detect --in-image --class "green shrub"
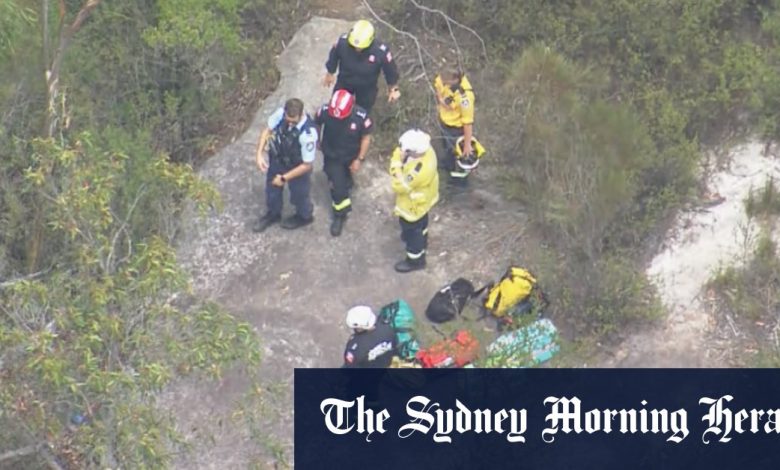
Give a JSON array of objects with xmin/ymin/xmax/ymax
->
[
  {"xmin": 708, "ymin": 232, "xmax": 780, "ymax": 365},
  {"xmin": 745, "ymin": 177, "xmax": 780, "ymax": 218},
  {"xmin": 710, "ymin": 233, "xmax": 780, "ymax": 321}
]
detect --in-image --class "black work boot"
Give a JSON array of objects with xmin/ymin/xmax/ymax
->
[
  {"xmin": 330, "ymin": 214, "xmax": 346, "ymax": 237},
  {"xmin": 394, "ymin": 255, "xmax": 426, "ymax": 273},
  {"xmin": 252, "ymin": 213, "xmax": 281, "ymax": 233},
  {"xmin": 448, "ymin": 175, "xmax": 469, "ymax": 189},
  {"xmin": 281, "ymin": 214, "xmax": 313, "ymax": 230}
]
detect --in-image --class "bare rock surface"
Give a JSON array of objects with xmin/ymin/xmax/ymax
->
[
  {"xmin": 604, "ymin": 140, "xmax": 780, "ymax": 367},
  {"xmin": 166, "ymin": 16, "xmax": 521, "ymax": 469}
]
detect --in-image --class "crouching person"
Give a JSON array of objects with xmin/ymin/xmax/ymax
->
[
  {"xmin": 343, "ymin": 306, "xmax": 397, "ymax": 368},
  {"xmin": 389, "ymin": 129, "xmax": 439, "ymax": 273},
  {"xmin": 253, "ymin": 98, "xmax": 317, "ymax": 233}
]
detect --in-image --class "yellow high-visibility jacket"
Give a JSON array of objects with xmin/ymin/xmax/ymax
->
[
  {"xmin": 434, "ymin": 74, "xmax": 475, "ymax": 128},
  {"xmin": 389, "ymin": 146, "xmax": 439, "ymax": 222}
]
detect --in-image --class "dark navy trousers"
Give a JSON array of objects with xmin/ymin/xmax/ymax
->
[
  {"xmin": 438, "ymin": 121, "xmax": 463, "ymax": 172},
  {"xmin": 323, "ymin": 157, "xmax": 354, "ymax": 216},
  {"xmin": 399, "ymin": 213, "xmax": 429, "ymax": 259},
  {"xmin": 266, "ymin": 158, "xmax": 312, "ymax": 219}
]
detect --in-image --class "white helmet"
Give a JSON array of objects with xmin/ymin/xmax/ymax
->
[
  {"xmin": 455, "ymin": 136, "xmax": 479, "ymax": 170},
  {"xmin": 399, "ymin": 129, "xmax": 431, "ymax": 155},
  {"xmin": 345, "ymin": 305, "xmax": 377, "ymax": 329}
]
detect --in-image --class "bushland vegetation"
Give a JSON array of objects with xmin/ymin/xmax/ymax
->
[
  {"xmin": 0, "ymin": 1, "xmax": 304, "ymax": 468},
  {"xmin": 369, "ymin": 0, "xmax": 780, "ymax": 341},
  {"xmin": 708, "ymin": 232, "xmax": 780, "ymax": 365},
  {"xmin": 6, "ymin": 0, "xmax": 780, "ymax": 466},
  {"xmin": 708, "ymin": 177, "xmax": 780, "ymax": 365}
]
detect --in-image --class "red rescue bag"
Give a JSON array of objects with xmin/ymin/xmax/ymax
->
[{"xmin": 415, "ymin": 330, "xmax": 480, "ymax": 368}]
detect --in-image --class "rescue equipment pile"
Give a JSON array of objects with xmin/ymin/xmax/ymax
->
[{"xmin": 388, "ymin": 265, "xmax": 559, "ymax": 368}]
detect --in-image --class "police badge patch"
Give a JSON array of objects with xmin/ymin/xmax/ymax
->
[
  {"xmin": 461, "ymin": 98, "xmax": 470, "ymax": 107},
  {"xmin": 306, "ymin": 141, "xmax": 315, "ymax": 152}
]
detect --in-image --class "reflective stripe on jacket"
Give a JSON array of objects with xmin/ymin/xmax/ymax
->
[{"xmin": 389, "ymin": 146, "xmax": 439, "ymax": 222}]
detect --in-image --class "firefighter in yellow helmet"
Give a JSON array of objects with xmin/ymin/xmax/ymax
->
[
  {"xmin": 434, "ymin": 65, "xmax": 477, "ymax": 187},
  {"xmin": 323, "ymin": 20, "xmax": 401, "ymax": 113},
  {"xmin": 389, "ymin": 129, "xmax": 439, "ymax": 273}
]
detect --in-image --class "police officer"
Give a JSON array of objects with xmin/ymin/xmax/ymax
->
[
  {"xmin": 253, "ymin": 98, "xmax": 317, "ymax": 233},
  {"xmin": 322, "ymin": 19, "xmax": 401, "ymax": 114},
  {"xmin": 343, "ymin": 305, "xmax": 397, "ymax": 368},
  {"xmin": 434, "ymin": 66, "xmax": 476, "ymax": 187},
  {"xmin": 315, "ymin": 89, "xmax": 373, "ymax": 237},
  {"xmin": 389, "ymin": 129, "xmax": 439, "ymax": 273}
]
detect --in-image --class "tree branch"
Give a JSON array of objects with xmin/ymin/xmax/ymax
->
[
  {"xmin": 362, "ymin": 0, "xmax": 437, "ymax": 98},
  {"xmin": 0, "ymin": 269, "xmax": 50, "ymax": 289},
  {"xmin": 45, "ymin": 0, "xmax": 102, "ymax": 137},
  {"xmin": 58, "ymin": 0, "xmax": 66, "ymax": 22},
  {"xmin": 105, "ymin": 184, "xmax": 146, "ymax": 274},
  {"xmin": 0, "ymin": 439, "xmax": 64, "ymax": 470},
  {"xmin": 42, "ymin": 0, "xmax": 49, "ymax": 67},
  {"xmin": 38, "ymin": 444, "xmax": 66, "ymax": 470},
  {"xmin": 0, "ymin": 445, "xmax": 39, "ymax": 464},
  {"xmin": 408, "ymin": 0, "xmax": 488, "ymax": 61},
  {"xmin": 13, "ymin": 419, "xmax": 67, "ymax": 470}
]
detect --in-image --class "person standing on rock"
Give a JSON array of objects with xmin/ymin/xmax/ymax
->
[
  {"xmin": 322, "ymin": 19, "xmax": 401, "ymax": 114},
  {"xmin": 253, "ymin": 98, "xmax": 317, "ymax": 233},
  {"xmin": 343, "ymin": 305, "xmax": 397, "ymax": 368},
  {"xmin": 389, "ymin": 129, "xmax": 439, "ymax": 273},
  {"xmin": 315, "ymin": 89, "xmax": 373, "ymax": 237},
  {"xmin": 434, "ymin": 66, "xmax": 477, "ymax": 188}
]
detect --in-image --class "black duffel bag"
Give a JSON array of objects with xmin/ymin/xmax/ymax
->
[{"xmin": 424, "ymin": 278, "xmax": 479, "ymax": 324}]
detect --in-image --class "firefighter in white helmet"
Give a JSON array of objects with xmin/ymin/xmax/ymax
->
[
  {"xmin": 389, "ymin": 129, "xmax": 439, "ymax": 273},
  {"xmin": 343, "ymin": 306, "xmax": 397, "ymax": 368}
]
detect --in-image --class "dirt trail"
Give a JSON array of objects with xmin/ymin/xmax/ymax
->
[
  {"xmin": 604, "ymin": 141, "xmax": 780, "ymax": 367},
  {"xmin": 167, "ymin": 16, "xmax": 521, "ymax": 468}
]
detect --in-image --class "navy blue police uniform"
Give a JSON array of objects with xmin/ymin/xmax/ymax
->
[{"xmin": 265, "ymin": 107, "xmax": 318, "ymax": 220}]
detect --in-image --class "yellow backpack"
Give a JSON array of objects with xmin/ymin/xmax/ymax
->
[{"xmin": 483, "ymin": 266, "xmax": 537, "ymax": 318}]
